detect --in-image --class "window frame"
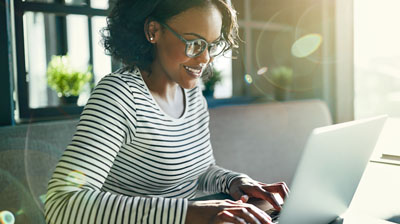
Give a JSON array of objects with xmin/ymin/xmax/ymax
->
[{"xmin": 13, "ymin": 0, "xmax": 111, "ymax": 123}]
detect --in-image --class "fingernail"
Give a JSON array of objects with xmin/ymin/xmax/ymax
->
[{"xmin": 240, "ymin": 194, "xmax": 249, "ymax": 202}]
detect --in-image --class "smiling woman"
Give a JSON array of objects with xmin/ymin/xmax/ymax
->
[{"xmin": 44, "ymin": 1, "xmax": 289, "ymax": 224}]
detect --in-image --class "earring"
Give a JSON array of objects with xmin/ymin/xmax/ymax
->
[{"xmin": 150, "ymin": 37, "xmax": 154, "ymax": 41}]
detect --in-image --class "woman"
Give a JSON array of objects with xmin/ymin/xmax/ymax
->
[{"xmin": 44, "ymin": 0, "xmax": 289, "ymax": 223}]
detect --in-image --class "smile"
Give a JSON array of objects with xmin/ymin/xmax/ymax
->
[{"xmin": 184, "ymin": 65, "xmax": 203, "ymax": 77}]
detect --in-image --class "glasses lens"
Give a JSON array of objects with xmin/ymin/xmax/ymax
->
[
  {"xmin": 209, "ymin": 41, "xmax": 226, "ymax": 57},
  {"xmin": 186, "ymin": 39, "xmax": 207, "ymax": 57}
]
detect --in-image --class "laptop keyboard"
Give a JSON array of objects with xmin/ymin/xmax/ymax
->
[{"xmin": 267, "ymin": 210, "xmax": 281, "ymax": 223}]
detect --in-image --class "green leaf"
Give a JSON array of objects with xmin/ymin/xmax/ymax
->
[{"xmin": 46, "ymin": 55, "xmax": 93, "ymax": 97}]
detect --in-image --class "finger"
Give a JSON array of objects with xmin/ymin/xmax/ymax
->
[
  {"xmin": 225, "ymin": 199, "xmax": 244, "ymax": 205},
  {"xmin": 263, "ymin": 183, "xmax": 289, "ymax": 200},
  {"xmin": 240, "ymin": 194, "xmax": 249, "ymax": 203},
  {"xmin": 228, "ymin": 208, "xmax": 262, "ymax": 224},
  {"xmin": 222, "ymin": 201, "xmax": 273, "ymax": 223},
  {"xmin": 214, "ymin": 211, "xmax": 246, "ymax": 224},
  {"xmin": 241, "ymin": 204, "xmax": 273, "ymax": 224},
  {"xmin": 245, "ymin": 185, "xmax": 282, "ymax": 211},
  {"xmin": 274, "ymin": 182, "xmax": 290, "ymax": 196},
  {"xmin": 260, "ymin": 181, "xmax": 290, "ymax": 195},
  {"xmin": 231, "ymin": 187, "xmax": 248, "ymax": 201},
  {"xmin": 257, "ymin": 182, "xmax": 289, "ymax": 201},
  {"xmin": 258, "ymin": 181, "xmax": 288, "ymax": 188}
]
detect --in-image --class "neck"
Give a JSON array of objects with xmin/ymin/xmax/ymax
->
[{"xmin": 140, "ymin": 66, "xmax": 180, "ymax": 103}]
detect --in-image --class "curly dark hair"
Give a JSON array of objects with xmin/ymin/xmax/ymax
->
[{"xmin": 102, "ymin": 0, "xmax": 239, "ymax": 77}]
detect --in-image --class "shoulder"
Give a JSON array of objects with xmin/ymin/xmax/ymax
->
[{"xmin": 95, "ymin": 67, "xmax": 145, "ymax": 94}]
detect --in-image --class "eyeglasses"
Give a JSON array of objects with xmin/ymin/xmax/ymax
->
[{"xmin": 159, "ymin": 22, "xmax": 227, "ymax": 58}]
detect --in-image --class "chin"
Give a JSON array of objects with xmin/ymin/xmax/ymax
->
[{"xmin": 180, "ymin": 79, "xmax": 199, "ymax": 90}]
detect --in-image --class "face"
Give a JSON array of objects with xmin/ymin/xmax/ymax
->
[{"xmin": 149, "ymin": 5, "xmax": 223, "ymax": 89}]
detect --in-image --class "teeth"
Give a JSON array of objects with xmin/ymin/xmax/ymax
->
[{"xmin": 184, "ymin": 66, "xmax": 201, "ymax": 73}]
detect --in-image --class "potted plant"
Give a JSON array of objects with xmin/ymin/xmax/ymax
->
[
  {"xmin": 202, "ymin": 67, "xmax": 222, "ymax": 98},
  {"xmin": 47, "ymin": 55, "xmax": 93, "ymax": 105},
  {"xmin": 269, "ymin": 66, "xmax": 293, "ymax": 101}
]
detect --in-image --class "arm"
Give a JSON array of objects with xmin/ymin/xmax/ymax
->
[
  {"xmin": 44, "ymin": 75, "xmax": 187, "ymax": 224},
  {"xmin": 196, "ymin": 163, "xmax": 249, "ymax": 194}
]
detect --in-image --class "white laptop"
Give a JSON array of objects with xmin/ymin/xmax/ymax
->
[{"xmin": 274, "ymin": 115, "xmax": 387, "ymax": 224}]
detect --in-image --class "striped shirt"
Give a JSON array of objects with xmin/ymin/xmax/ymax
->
[{"xmin": 45, "ymin": 67, "xmax": 246, "ymax": 224}]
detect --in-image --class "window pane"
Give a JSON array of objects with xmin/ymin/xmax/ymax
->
[
  {"xmin": 24, "ymin": 12, "xmax": 92, "ymax": 108},
  {"xmin": 213, "ymin": 51, "xmax": 232, "ymax": 99},
  {"xmin": 22, "ymin": 0, "xmax": 109, "ymax": 9},
  {"xmin": 22, "ymin": 0, "xmax": 88, "ymax": 5},
  {"xmin": 354, "ymin": 0, "xmax": 400, "ymax": 158},
  {"xmin": 66, "ymin": 14, "xmax": 91, "ymax": 106},
  {"xmin": 24, "ymin": 12, "xmax": 49, "ymax": 109},
  {"xmin": 91, "ymin": 16, "xmax": 112, "ymax": 84},
  {"xmin": 65, "ymin": 0, "xmax": 88, "ymax": 6},
  {"xmin": 354, "ymin": 0, "xmax": 400, "ymax": 119},
  {"xmin": 22, "ymin": 0, "xmax": 54, "ymax": 2},
  {"xmin": 250, "ymin": 0, "xmax": 291, "ymax": 24},
  {"xmin": 90, "ymin": 0, "xmax": 109, "ymax": 10}
]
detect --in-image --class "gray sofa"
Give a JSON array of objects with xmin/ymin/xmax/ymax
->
[{"xmin": 0, "ymin": 99, "xmax": 331, "ymax": 223}]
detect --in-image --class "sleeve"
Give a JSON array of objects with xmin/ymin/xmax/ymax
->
[
  {"xmin": 195, "ymin": 93, "xmax": 249, "ymax": 194},
  {"xmin": 44, "ymin": 74, "xmax": 188, "ymax": 224},
  {"xmin": 196, "ymin": 159, "xmax": 249, "ymax": 194}
]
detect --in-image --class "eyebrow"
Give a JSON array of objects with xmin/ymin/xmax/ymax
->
[{"xmin": 183, "ymin": 32, "xmax": 222, "ymax": 43}]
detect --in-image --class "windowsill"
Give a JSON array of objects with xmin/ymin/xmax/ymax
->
[
  {"xmin": 370, "ymin": 156, "xmax": 400, "ymax": 166},
  {"xmin": 17, "ymin": 105, "xmax": 83, "ymax": 124},
  {"xmin": 370, "ymin": 117, "xmax": 400, "ymax": 166}
]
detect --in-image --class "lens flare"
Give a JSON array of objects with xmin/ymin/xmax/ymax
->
[
  {"xmin": 291, "ymin": 33, "xmax": 323, "ymax": 58},
  {"xmin": 39, "ymin": 194, "xmax": 46, "ymax": 204},
  {"xmin": 244, "ymin": 74, "xmax": 253, "ymax": 84},
  {"xmin": 0, "ymin": 211, "xmax": 15, "ymax": 224},
  {"xmin": 66, "ymin": 170, "xmax": 86, "ymax": 188},
  {"xmin": 0, "ymin": 167, "xmax": 45, "ymax": 223},
  {"xmin": 257, "ymin": 67, "xmax": 268, "ymax": 75}
]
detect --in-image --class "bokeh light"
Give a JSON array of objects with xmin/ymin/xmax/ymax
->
[
  {"xmin": 66, "ymin": 170, "xmax": 86, "ymax": 187},
  {"xmin": 251, "ymin": 2, "xmax": 337, "ymax": 94},
  {"xmin": 0, "ymin": 211, "xmax": 15, "ymax": 224},
  {"xmin": 257, "ymin": 67, "xmax": 268, "ymax": 75},
  {"xmin": 244, "ymin": 74, "xmax": 253, "ymax": 84},
  {"xmin": 293, "ymin": 1, "xmax": 337, "ymax": 64},
  {"xmin": 0, "ymin": 168, "xmax": 45, "ymax": 223},
  {"xmin": 291, "ymin": 33, "xmax": 322, "ymax": 58}
]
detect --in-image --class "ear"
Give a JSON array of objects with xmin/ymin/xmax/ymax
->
[{"xmin": 144, "ymin": 19, "xmax": 161, "ymax": 44}]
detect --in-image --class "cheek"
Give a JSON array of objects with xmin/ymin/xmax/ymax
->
[{"xmin": 159, "ymin": 41, "xmax": 189, "ymax": 68}]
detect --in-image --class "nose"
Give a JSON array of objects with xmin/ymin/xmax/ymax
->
[{"xmin": 195, "ymin": 48, "xmax": 212, "ymax": 64}]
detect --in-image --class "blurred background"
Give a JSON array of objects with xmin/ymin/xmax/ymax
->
[
  {"xmin": 1, "ymin": 0, "xmax": 400, "ymax": 124},
  {"xmin": 2, "ymin": 1, "xmax": 400, "ymax": 223}
]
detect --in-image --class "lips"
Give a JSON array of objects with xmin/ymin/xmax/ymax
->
[{"xmin": 184, "ymin": 65, "xmax": 203, "ymax": 78}]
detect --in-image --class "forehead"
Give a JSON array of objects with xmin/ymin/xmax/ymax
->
[{"xmin": 166, "ymin": 5, "xmax": 223, "ymax": 42}]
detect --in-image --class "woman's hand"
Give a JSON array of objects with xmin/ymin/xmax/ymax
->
[
  {"xmin": 229, "ymin": 177, "xmax": 290, "ymax": 211},
  {"xmin": 185, "ymin": 199, "xmax": 274, "ymax": 224}
]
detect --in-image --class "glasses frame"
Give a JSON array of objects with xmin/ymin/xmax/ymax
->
[{"xmin": 159, "ymin": 22, "xmax": 227, "ymax": 58}]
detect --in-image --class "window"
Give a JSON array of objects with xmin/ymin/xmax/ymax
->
[
  {"xmin": 354, "ymin": 0, "xmax": 400, "ymax": 119},
  {"xmin": 14, "ymin": 0, "xmax": 114, "ymax": 122},
  {"xmin": 211, "ymin": 51, "xmax": 233, "ymax": 99},
  {"xmin": 230, "ymin": 0, "xmax": 333, "ymax": 103},
  {"xmin": 354, "ymin": 0, "xmax": 400, "ymax": 160},
  {"xmin": 12, "ymin": 0, "xmax": 335, "ymax": 122}
]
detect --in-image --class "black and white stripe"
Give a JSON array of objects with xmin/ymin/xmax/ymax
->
[{"xmin": 45, "ymin": 67, "xmax": 246, "ymax": 224}]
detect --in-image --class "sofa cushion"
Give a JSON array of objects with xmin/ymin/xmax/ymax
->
[{"xmin": 0, "ymin": 119, "xmax": 78, "ymax": 223}]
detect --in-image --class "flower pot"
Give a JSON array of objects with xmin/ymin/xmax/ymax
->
[
  {"xmin": 202, "ymin": 89, "xmax": 214, "ymax": 98},
  {"xmin": 274, "ymin": 87, "xmax": 289, "ymax": 101},
  {"xmin": 60, "ymin": 96, "xmax": 79, "ymax": 105}
]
